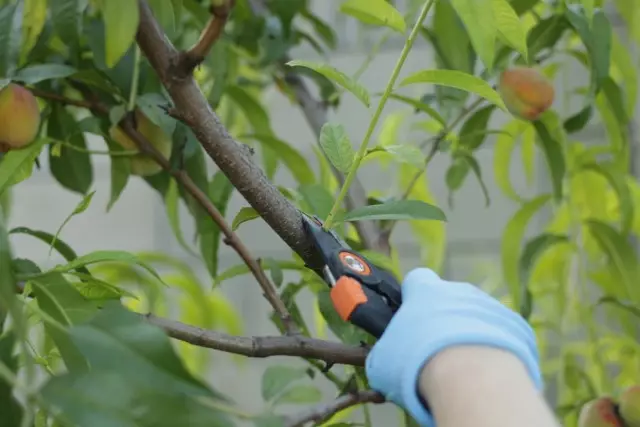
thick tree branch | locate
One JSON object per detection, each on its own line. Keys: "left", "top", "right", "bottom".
{"left": 31, "top": 88, "right": 299, "bottom": 334}
{"left": 178, "top": 0, "right": 234, "bottom": 73}
{"left": 135, "top": 0, "right": 324, "bottom": 272}
{"left": 146, "top": 314, "right": 367, "bottom": 366}
{"left": 284, "top": 390, "right": 385, "bottom": 427}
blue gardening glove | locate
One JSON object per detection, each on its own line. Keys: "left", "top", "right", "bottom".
{"left": 365, "top": 268, "right": 543, "bottom": 426}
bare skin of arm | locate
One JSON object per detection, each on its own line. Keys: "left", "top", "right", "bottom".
{"left": 418, "top": 345, "right": 561, "bottom": 427}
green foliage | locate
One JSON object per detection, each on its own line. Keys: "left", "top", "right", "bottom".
{"left": 0, "top": 0, "right": 639, "bottom": 426}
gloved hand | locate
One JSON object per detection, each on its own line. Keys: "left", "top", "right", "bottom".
{"left": 365, "top": 267, "right": 543, "bottom": 426}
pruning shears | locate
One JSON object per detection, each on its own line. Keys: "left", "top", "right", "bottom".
{"left": 301, "top": 213, "right": 402, "bottom": 338}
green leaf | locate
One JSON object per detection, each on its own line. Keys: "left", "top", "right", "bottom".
{"left": 518, "top": 233, "right": 569, "bottom": 318}
{"left": 578, "top": 162, "right": 634, "bottom": 234}
{"left": 99, "top": 0, "right": 140, "bottom": 67}
{"left": 449, "top": 0, "right": 496, "bottom": 68}
{"left": 400, "top": 70, "right": 506, "bottom": 110}
{"left": 232, "top": 207, "right": 261, "bottom": 231}
{"left": 136, "top": 93, "right": 177, "bottom": 137}
{"left": 0, "top": 138, "right": 46, "bottom": 196}
{"left": 533, "top": 112, "right": 566, "bottom": 202}
{"left": 298, "top": 184, "right": 334, "bottom": 221}
{"left": 459, "top": 106, "right": 495, "bottom": 150}
{"left": 48, "top": 105, "right": 94, "bottom": 195}
{"left": 9, "top": 227, "right": 89, "bottom": 275}
{"left": 253, "top": 415, "right": 286, "bottom": 427}
{"left": 590, "top": 9, "right": 611, "bottom": 87}
{"left": 241, "top": 134, "right": 315, "bottom": 185}
{"left": 446, "top": 157, "right": 470, "bottom": 192}
{"left": 563, "top": 106, "right": 592, "bottom": 134}
{"left": 595, "top": 296, "right": 640, "bottom": 320}
{"left": 31, "top": 273, "right": 95, "bottom": 372}
{"left": 261, "top": 366, "right": 306, "bottom": 401}
{"left": 611, "top": 31, "right": 637, "bottom": 117}
{"left": 21, "top": 0, "right": 48, "bottom": 62}
{"left": 0, "top": 211, "right": 17, "bottom": 328}
{"left": 14, "top": 64, "right": 77, "bottom": 84}
{"left": 263, "top": 258, "right": 283, "bottom": 288}
{"left": 273, "top": 385, "right": 322, "bottom": 406}
{"left": 50, "top": 0, "right": 81, "bottom": 47}
{"left": 338, "top": 0, "right": 406, "bottom": 34}
{"left": 49, "top": 250, "right": 166, "bottom": 286}
{"left": 165, "top": 178, "right": 198, "bottom": 256}
{"left": 319, "top": 123, "right": 356, "bottom": 173}
{"left": 587, "top": 220, "right": 640, "bottom": 303}
{"left": 107, "top": 141, "right": 131, "bottom": 211}
{"left": 0, "top": 3, "right": 22, "bottom": 77}
{"left": 501, "top": 194, "right": 552, "bottom": 310}
{"left": 388, "top": 93, "right": 447, "bottom": 127}
{"left": 287, "top": 60, "right": 371, "bottom": 108}
{"left": 0, "top": 332, "right": 22, "bottom": 424}
{"left": 457, "top": 153, "right": 490, "bottom": 206}
{"left": 340, "top": 200, "right": 446, "bottom": 223}
{"left": 50, "top": 191, "right": 96, "bottom": 256}
{"left": 510, "top": 0, "right": 539, "bottom": 15}
{"left": 526, "top": 15, "right": 569, "bottom": 59}
{"left": 71, "top": 273, "right": 137, "bottom": 301}
{"left": 367, "top": 145, "right": 424, "bottom": 168}
{"left": 494, "top": 120, "right": 528, "bottom": 201}
{"left": 492, "top": 0, "right": 528, "bottom": 61}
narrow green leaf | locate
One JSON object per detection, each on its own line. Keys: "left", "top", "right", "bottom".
{"left": 165, "top": 179, "right": 198, "bottom": 256}
{"left": 50, "top": 0, "right": 81, "bottom": 47}
{"left": 231, "top": 207, "right": 261, "bottom": 231}
{"left": 338, "top": 0, "right": 406, "bottom": 34}
{"left": 492, "top": 0, "right": 528, "bottom": 62}
{"left": 459, "top": 153, "right": 490, "bottom": 206}
{"left": 261, "top": 366, "right": 306, "bottom": 401}
{"left": 591, "top": 9, "right": 611, "bottom": 86}
{"left": 518, "top": 233, "right": 570, "bottom": 318}
{"left": 241, "top": 134, "right": 315, "bottom": 185}
{"left": 596, "top": 296, "right": 640, "bottom": 320}
{"left": 106, "top": 143, "right": 131, "bottom": 211}
{"left": 99, "top": 0, "right": 140, "bottom": 67}
{"left": 0, "top": 3, "right": 23, "bottom": 77}
{"left": 50, "top": 191, "right": 96, "bottom": 256}
{"left": 21, "top": 0, "right": 48, "bottom": 62}
{"left": 611, "top": 31, "right": 637, "bottom": 117}
{"left": 340, "top": 200, "right": 446, "bottom": 223}
{"left": 449, "top": 0, "right": 496, "bottom": 68}
{"left": 287, "top": 60, "right": 371, "bottom": 108}
{"left": 400, "top": 70, "right": 506, "bottom": 110}
{"left": 367, "top": 144, "right": 424, "bottom": 168}
{"left": 14, "top": 64, "right": 77, "bottom": 84}
{"left": 501, "top": 194, "right": 552, "bottom": 309}
{"left": 9, "top": 227, "right": 89, "bottom": 275}
{"left": 493, "top": 120, "right": 527, "bottom": 201}
{"left": 0, "top": 332, "right": 22, "bottom": 424}
{"left": 71, "top": 272, "right": 138, "bottom": 301}
{"left": 563, "top": 106, "right": 592, "bottom": 134}
{"left": 587, "top": 220, "right": 640, "bottom": 303}
{"left": 0, "top": 211, "right": 17, "bottom": 328}
{"left": 533, "top": 113, "right": 566, "bottom": 202}
{"left": 459, "top": 105, "right": 495, "bottom": 150}
{"left": 49, "top": 250, "right": 167, "bottom": 286}
{"left": 510, "top": 0, "right": 539, "bottom": 16}
{"left": 263, "top": 258, "right": 283, "bottom": 288}
{"left": 0, "top": 138, "right": 46, "bottom": 196}
{"left": 445, "top": 157, "right": 469, "bottom": 192}
{"left": 388, "top": 93, "right": 447, "bottom": 126}
{"left": 526, "top": 15, "right": 569, "bottom": 59}
{"left": 319, "top": 123, "right": 355, "bottom": 173}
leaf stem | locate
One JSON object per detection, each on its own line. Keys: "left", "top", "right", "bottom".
{"left": 322, "top": 0, "right": 436, "bottom": 230}
{"left": 127, "top": 46, "right": 141, "bottom": 112}
{"left": 50, "top": 140, "right": 138, "bottom": 156}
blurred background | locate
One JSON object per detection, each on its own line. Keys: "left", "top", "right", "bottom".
{"left": 5, "top": 1, "right": 640, "bottom": 425}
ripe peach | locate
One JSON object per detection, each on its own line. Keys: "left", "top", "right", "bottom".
{"left": 498, "top": 67, "right": 555, "bottom": 121}
{"left": 109, "top": 109, "right": 172, "bottom": 176}
{"left": 578, "top": 397, "right": 624, "bottom": 427}
{"left": 620, "top": 385, "right": 640, "bottom": 427}
{"left": 0, "top": 83, "right": 41, "bottom": 152}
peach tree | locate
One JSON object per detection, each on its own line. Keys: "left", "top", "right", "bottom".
{"left": 0, "top": 0, "right": 639, "bottom": 426}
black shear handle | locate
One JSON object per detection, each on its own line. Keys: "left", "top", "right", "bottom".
{"left": 330, "top": 275, "right": 395, "bottom": 338}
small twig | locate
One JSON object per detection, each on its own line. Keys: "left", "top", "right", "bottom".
{"left": 29, "top": 88, "right": 109, "bottom": 115}
{"left": 179, "top": 0, "right": 235, "bottom": 72}
{"left": 284, "top": 390, "right": 385, "bottom": 427}
{"left": 118, "top": 114, "right": 299, "bottom": 335}
{"left": 146, "top": 314, "right": 367, "bottom": 366}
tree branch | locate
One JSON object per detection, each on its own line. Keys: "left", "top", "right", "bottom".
{"left": 135, "top": 0, "right": 325, "bottom": 273}
{"left": 31, "top": 88, "right": 299, "bottom": 335}
{"left": 246, "top": 0, "right": 388, "bottom": 254}
{"left": 146, "top": 314, "right": 367, "bottom": 366}
{"left": 284, "top": 390, "right": 385, "bottom": 427}
{"left": 178, "top": 0, "right": 234, "bottom": 73}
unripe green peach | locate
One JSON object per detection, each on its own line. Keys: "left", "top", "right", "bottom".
{"left": 0, "top": 83, "right": 41, "bottom": 152}
{"left": 109, "top": 109, "right": 172, "bottom": 176}
{"left": 578, "top": 397, "right": 624, "bottom": 427}
{"left": 498, "top": 67, "right": 555, "bottom": 121}
{"left": 619, "top": 385, "right": 640, "bottom": 427}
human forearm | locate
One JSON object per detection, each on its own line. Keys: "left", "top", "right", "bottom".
{"left": 419, "top": 345, "right": 560, "bottom": 427}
